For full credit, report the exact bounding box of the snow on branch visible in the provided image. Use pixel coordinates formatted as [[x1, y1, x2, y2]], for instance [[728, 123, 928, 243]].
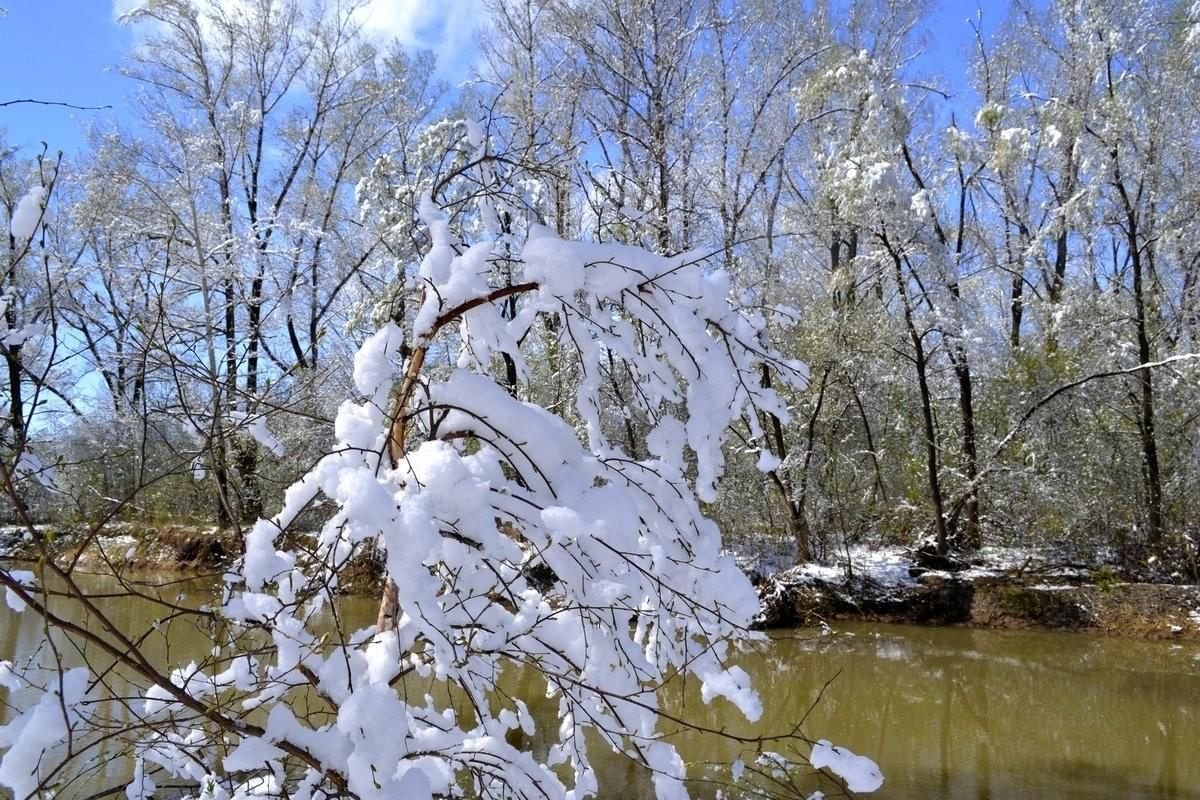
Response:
[[0, 178, 812, 799], [223, 192, 807, 798]]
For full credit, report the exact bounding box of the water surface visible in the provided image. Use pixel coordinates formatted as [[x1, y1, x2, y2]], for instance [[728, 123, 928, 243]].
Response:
[[1, 573, 1196, 798], [752, 623, 1200, 799]]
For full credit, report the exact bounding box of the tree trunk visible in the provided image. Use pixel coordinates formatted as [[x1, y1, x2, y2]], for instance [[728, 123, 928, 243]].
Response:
[[4, 326, 25, 452], [1009, 273, 1024, 349], [761, 364, 825, 564], [1130, 226, 1163, 550], [887, 245, 950, 554], [239, 264, 265, 522], [221, 274, 239, 526], [952, 351, 980, 549], [1113, 145, 1164, 551]]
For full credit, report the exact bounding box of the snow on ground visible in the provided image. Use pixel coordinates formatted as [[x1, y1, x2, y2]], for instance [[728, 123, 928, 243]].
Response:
[[0, 526, 32, 558], [729, 537, 1101, 587], [966, 545, 1096, 578], [726, 538, 923, 588], [0, 523, 223, 565], [773, 546, 925, 590]]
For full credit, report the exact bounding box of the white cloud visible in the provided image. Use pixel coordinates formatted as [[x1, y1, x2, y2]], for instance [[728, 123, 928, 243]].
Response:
[[353, 0, 428, 46], [111, 0, 143, 17], [113, 0, 485, 80], [354, 0, 485, 79]]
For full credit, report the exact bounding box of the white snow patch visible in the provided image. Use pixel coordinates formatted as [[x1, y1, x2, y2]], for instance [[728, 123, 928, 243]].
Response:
[[125, 759, 156, 800], [230, 411, 285, 457], [3, 570, 34, 612], [9, 186, 47, 242], [755, 449, 782, 472], [809, 739, 883, 793], [698, 665, 762, 721], [784, 547, 919, 587]]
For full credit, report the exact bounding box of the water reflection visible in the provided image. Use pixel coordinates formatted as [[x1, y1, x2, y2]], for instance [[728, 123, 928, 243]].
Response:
[[1, 574, 1197, 799], [763, 625, 1200, 799]]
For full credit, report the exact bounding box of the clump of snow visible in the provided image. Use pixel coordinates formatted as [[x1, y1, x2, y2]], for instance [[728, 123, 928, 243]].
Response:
[[0, 662, 20, 691], [352, 322, 404, 398], [1043, 123, 1063, 148], [0, 667, 89, 799], [125, 759, 156, 800], [229, 410, 285, 457], [2, 322, 45, 347], [3, 570, 34, 612], [809, 739, 884, 793], [698, 665, 762, 721], [755, 448, 782, 472], [9, 186, 47, 243], [910, 188, 931, 219]]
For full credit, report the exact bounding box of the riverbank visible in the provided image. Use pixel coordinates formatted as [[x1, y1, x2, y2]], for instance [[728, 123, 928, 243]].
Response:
[[0, 522, 238, 572], [5, 523, 1198, 640], [0, 523, 390, 593], [754, 545, 1200, 640]]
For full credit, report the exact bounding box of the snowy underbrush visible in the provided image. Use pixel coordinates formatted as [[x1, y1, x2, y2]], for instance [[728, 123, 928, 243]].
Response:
[[723, 532, 797, 580], [0, 526, 27, 558]]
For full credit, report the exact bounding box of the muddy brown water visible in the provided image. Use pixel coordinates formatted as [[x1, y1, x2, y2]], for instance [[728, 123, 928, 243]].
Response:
[[1, 572, 1197, 799]]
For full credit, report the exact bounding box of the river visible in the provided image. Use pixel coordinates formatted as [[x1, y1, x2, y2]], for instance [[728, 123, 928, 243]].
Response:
[[1, 572, 1197, 799]]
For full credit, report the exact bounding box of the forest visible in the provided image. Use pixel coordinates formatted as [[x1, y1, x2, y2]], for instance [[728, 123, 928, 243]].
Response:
[[1, 0, 1199, 798], [4, 0, 1200, 573]]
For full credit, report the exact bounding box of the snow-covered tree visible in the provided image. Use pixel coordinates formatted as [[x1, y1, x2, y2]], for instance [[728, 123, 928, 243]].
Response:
[[114, 0, 446, 525], [0, 114, 829, 795]]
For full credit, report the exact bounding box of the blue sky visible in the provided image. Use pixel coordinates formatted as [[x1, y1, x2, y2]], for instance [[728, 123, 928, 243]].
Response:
[[0, 0, 480, 157], [0, 0, 1009, 159], [0, 1, 130, 155]]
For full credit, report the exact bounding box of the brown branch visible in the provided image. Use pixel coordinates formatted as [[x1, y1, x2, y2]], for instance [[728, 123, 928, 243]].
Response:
[[430, 281, 539, 332], [376, 279, 540, 630]]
